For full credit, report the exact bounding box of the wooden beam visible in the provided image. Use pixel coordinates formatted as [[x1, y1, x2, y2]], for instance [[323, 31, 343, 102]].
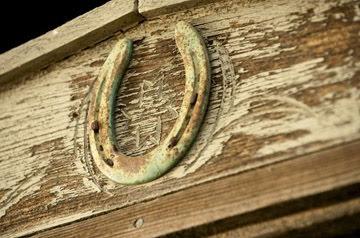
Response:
[[169, 197, 360, 237], [0, 0, 143, 84], [32, 141, 360, 238], [138, 0, 216, 18], [1, 0, 359, 236]]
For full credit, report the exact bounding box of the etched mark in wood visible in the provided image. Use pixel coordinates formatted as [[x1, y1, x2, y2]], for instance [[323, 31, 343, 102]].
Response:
[[114, 39, 185, 157]]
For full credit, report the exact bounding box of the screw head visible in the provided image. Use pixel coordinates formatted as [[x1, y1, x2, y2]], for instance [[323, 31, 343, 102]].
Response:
[[134, 218, 144, 228]]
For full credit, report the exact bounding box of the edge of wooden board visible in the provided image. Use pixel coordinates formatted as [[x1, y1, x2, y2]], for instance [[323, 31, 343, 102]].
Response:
[[168, 191, 360, 237], [0, 0, 143, 84], [0, 0, 222, 85], [29, 140, 360, 238], [138, 0, 217, 18]]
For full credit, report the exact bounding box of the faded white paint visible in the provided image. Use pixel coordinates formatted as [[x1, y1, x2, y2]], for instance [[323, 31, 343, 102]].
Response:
[[0, 0, 360, 236]]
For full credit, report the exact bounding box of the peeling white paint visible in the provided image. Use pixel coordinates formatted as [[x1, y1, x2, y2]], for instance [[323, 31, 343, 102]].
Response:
[[49, 185, 78, 206], [1, 0, 359, 236]]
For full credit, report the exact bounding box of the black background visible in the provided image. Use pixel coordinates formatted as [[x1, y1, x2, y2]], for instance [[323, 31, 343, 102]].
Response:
[[0, 0, 109, 53]]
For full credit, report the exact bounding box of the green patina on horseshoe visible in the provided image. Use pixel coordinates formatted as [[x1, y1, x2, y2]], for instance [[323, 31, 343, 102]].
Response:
[[88, 21, 210, 184]]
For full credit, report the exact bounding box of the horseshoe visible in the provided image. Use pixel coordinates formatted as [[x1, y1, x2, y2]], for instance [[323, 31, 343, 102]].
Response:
[[88, 21, 210, 184]]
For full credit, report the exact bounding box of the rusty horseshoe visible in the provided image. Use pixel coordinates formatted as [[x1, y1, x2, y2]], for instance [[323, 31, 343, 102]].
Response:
[[88, 21, 210, 184]]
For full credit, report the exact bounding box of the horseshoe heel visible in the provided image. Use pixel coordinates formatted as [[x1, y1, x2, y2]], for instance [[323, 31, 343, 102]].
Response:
[[88, 21, 210, 184]]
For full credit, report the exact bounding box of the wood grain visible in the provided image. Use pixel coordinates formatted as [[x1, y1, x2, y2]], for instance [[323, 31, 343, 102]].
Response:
[[0, 0, 360, 236], [32, 141, 360, 237], [139, 0, 215, 18], [168, 190, 360, 237], [0, 0, 142, 84]]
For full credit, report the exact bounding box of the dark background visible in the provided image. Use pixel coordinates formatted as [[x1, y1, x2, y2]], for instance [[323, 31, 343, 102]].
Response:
[[0, 0, 109, 53]]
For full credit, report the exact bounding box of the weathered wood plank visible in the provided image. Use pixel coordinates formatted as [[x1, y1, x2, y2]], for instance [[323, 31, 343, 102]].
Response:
[[169, 193, 360, 237], [32, 141, 360, 237], [0, 0, 142, 84], [139, 0, 214, 18], [0, 0, 360, 236]]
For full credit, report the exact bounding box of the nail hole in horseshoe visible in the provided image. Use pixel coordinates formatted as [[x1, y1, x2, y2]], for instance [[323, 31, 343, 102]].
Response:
[[168, 137, 178, 148], [190, 93, 198, 107], [113, 145, 118, 152], [168, 112, 191, 149], [91, 120, 100, 133], [104, 158, 114, 167]]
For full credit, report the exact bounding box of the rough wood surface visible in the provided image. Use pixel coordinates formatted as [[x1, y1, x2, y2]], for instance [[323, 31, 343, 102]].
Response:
[[167, 190, 360, 238], [139, 0, 214, 18], [207, 200, 360, 238], [0, 0, 142, 84], [1, 0, 360, 236], [32, 141, 360, 237]]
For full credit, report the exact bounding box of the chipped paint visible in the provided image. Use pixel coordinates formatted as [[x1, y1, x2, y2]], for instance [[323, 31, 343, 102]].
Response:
[[1, 0, 360, 236], [49, 185, 78, 206]]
